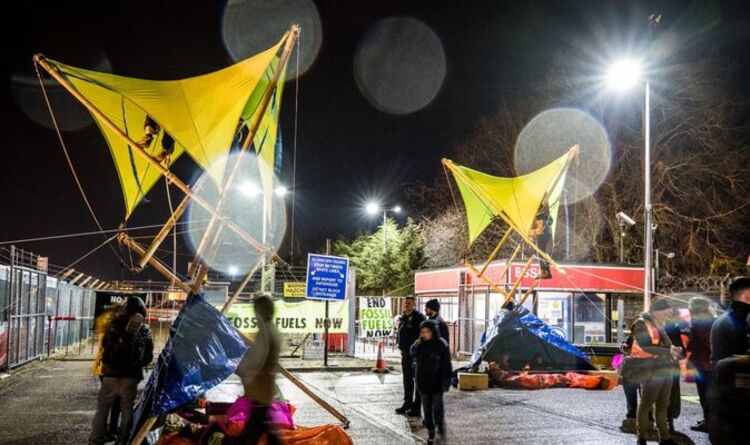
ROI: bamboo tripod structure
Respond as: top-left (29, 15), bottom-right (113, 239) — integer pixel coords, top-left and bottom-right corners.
top-left (445, 146), bottom-right (579, 308)
top-left (32, 24), bottom-right (300, 287)
top-left (34, 25), bottom-right (348, 444)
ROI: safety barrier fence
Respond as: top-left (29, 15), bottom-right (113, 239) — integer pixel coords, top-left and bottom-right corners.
top-left (1, 247), bottom-right (98, 370)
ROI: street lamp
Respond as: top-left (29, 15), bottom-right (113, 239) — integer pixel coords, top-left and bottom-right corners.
top-left (606, 58), bottom-right (653, 310)
top-left (365, 201), bottom-right (402, 251)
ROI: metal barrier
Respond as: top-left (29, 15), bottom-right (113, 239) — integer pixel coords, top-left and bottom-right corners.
top-left (1, 247), bottom-right (98, 370)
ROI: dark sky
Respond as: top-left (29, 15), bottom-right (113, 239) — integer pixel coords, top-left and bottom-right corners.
top-left (1, 0), bottom-right (748, 280)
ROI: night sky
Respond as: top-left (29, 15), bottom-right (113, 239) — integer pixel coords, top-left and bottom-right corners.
top-left (1, 0), bottom-right (748, 280)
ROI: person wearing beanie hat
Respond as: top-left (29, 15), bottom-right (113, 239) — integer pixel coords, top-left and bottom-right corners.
top-left (424, 299), bottom-right (450, 345)
top-left (628, 297), bottom-right (680, 445)
top-left (686, 296), bottom-right (715, 432)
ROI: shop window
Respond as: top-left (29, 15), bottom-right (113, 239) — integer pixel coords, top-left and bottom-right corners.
top-left (574, 293), bottom-right (606, 344)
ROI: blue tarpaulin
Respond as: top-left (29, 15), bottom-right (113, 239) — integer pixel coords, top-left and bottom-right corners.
top-left (130, 293), bottom-right (247, 439)
top-left (468, 306), bottom-right (594, 371)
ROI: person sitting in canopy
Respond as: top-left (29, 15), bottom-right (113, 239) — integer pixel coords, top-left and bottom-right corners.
top-left (530, 203), bottom-right (554, 279)
top-left (136, 116), bottom-right (175, 163)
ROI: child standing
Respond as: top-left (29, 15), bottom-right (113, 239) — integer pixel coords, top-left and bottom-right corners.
top-left (410, 320), bottom-right (453, 443)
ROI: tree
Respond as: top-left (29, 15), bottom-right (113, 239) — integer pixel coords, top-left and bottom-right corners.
top-left (333, 218), bottom-right (426, 295)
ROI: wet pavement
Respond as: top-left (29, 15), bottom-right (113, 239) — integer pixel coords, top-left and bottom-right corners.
top-left (0, 357), bottom-right (711, 444)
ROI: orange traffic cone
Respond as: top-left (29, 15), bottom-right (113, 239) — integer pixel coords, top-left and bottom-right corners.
top-left (371, 341), bottom-right (389, 373)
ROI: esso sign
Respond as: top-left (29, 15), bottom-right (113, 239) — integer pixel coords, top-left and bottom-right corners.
top-left (513, 265), bottom-right (540, 279)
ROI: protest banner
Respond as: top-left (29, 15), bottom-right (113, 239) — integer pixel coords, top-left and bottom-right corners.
top-left (223, 299), bottom-right (348, 334)
top-left (359, 297), bottom-right (393, 338)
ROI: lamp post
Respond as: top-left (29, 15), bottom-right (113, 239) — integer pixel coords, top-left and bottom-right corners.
top-left (607, 59), bottom-right (653, 310)
top-left (365, 202), bottom-right (402, 251)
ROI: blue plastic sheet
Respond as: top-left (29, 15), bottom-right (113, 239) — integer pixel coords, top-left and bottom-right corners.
top-left (131, 293), bottom-right (247, 439)
top-left (468, 307), bottom-right (594, 371)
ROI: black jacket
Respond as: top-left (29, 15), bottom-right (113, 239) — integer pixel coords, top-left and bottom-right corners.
top-left (101, 297), bottom-right (154, 380)
top-left (410, 321), bottom-right (452, 393)
top-left (687, 315), bottom-right (715, 371)
top-left (397, 310), bottom-right (426, 352)
top-left (429, 315), bottom-right (450, 345)
top-left (711, 301), bottom-right (750, 366)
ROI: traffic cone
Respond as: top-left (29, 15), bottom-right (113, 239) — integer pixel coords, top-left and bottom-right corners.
top-left (371, 341), bottom-right (389, 373)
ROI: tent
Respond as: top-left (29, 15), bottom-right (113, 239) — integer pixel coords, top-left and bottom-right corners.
top-left (468, 306), bottom-right (595, 372)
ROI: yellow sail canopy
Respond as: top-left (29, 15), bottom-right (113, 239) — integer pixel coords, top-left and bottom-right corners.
top-left (48, 37), bottom-right (285, 218)
top-left (239, 57), bottom-right (288, 228)
top-left (444, 147), bottom-right (576, 245)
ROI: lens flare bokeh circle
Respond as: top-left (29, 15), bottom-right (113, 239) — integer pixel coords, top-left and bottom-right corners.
top-left (514, 108), bottom-right (612, 203)
top-left (187, 153), bottom-right (287, 277)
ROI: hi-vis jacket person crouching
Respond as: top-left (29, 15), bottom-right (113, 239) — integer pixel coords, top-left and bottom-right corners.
top-left (620, 298), bottom-right (680, 445)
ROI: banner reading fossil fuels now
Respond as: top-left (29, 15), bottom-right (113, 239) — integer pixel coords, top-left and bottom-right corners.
top-left (223, 300), bottom-right (349, 334)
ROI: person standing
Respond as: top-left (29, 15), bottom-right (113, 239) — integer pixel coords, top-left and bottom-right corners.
top-left (630, 298), bottom-right (679, 445)
top-left (686, 296), bottom-right (715, 433)
top-left (89, 297), bottom-right (153, 445)
top-left (396, 297), bottom-right (426, 417)
top-left (663, 310), bottom-right (686, 434)
top-left (709, 276), bottom-right (750, 445)
top-left (711, 276), bottom-right (750, 364)
top-left (235, 295), bottom-right (282, 445)
top-left (424, 299), bottom-right (449, 345)
top-left (410, 320), bottom-right (452, 444)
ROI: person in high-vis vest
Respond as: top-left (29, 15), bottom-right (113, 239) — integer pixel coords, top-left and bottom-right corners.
top-left (631, 298), bottom-right (680, 445)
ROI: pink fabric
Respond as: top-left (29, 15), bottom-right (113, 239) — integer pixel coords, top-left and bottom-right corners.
top-left (219, 396), bottom-right (252, 435)
top-left (611, 353), bottom-right (624, 370)
top-left (268, 400), bottom-right (295, 430)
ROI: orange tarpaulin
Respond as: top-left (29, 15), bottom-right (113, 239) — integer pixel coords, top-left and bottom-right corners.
top-left (489, 366), bottom-right (618, 390)
top-left (263, 425), bottom-right (354, 445)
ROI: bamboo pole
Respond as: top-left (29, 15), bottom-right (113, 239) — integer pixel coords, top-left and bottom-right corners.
top-left (478, 227), bottom-right (512, 276)
top-left (464, 260), bottom-right (509, 297)
top-left (32, 56), bottom-right (275, 267)
top-left (220, 261), bottom-right (262, 313)
top-left (130, 416), bottom-right (158, 445)
top-left (515, 279), bottom-right (538, 309)
top-left (502, 256), bottom-right (534, 307)
top-left (136, 194), bottom-right (191, 270)
top-left (118, 233), bottom-right (192, 293)
top-left (188, 24), bottom-right (300, 278)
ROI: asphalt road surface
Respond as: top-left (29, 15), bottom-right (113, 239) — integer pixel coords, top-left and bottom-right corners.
top-left (0, 359), bottom-right (710, 444)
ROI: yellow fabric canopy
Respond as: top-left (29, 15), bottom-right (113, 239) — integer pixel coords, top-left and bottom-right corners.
top-left (49, 37), bottom-right (285, 218)
top-left (444, 148), bottom-right (575, 246)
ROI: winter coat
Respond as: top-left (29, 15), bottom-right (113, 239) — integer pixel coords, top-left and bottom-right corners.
top-left (397, 310), bottom-right (426, 353)
top-left (630, 312), bottom-right (676, 377)
top-left (687, 314), bottom-right (715, 371)
top-left (429, 315), bottom-right (450, 345)
top-left (711, 301), bottom-right (750, 366)
top-left (410, 320), bottom-right (453, 394)
top-left (101, 296), bottom-right (153, 381)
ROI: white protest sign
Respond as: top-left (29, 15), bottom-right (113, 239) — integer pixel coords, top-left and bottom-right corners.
top-left (359, 297), bottom-right (394, 338)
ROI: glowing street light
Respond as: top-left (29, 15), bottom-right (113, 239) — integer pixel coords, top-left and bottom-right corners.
top-left (364, 200), bottom-right (402, 251)
top-left (605, 57), bottom-right (653, 310)
top-left (606, 58), bottom-right (642, 91)
top-left (365, 201), bottom-right (380, 215)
